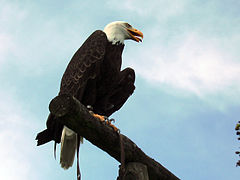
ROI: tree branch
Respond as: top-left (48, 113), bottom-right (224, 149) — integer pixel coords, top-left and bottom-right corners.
top-left (49, 94), bottom-right (180, 180)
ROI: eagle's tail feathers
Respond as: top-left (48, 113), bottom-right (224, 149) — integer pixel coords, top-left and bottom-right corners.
top-left (60, 126), bottom-right (77, 169)
top-left (35, 129), bottom-right (53, 146)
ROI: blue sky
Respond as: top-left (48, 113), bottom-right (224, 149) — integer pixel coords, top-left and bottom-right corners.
top-left (0, 0), bottom-right (240, 179)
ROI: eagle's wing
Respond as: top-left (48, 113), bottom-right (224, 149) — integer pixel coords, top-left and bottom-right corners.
top-left (36, 31), bottom-right (108, 146)
top-left (59, 30), bottom-right (108, 98)
top-left (104, 67), bottom-right (135, 117)
top-left (92, 67), bottom-right (135, 117)
top-left (53, 31), bottom-right (108, 170)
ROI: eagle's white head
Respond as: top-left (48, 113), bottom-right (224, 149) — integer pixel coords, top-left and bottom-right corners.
top-left (103, 21), bottom-right (143, 44)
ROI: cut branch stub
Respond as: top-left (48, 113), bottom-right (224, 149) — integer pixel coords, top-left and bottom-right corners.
top-left (49, 94), bottom-right (78, 117)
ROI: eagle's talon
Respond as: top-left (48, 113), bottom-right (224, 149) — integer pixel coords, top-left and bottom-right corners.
top-left (92, 114), bottom-right (119, 132)
top-left (109, 118), bottom-right (115, 123)
top-left (104, 116), bottom-right (109, 121)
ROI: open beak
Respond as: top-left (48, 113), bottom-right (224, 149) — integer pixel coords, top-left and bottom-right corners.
top-left (127, 27), bottom-right (144, 42)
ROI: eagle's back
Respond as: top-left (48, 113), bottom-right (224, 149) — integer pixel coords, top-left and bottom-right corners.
top-left (59, 30), bottom-right (108, 100)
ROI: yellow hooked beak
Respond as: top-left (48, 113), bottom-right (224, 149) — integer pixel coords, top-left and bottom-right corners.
top-left (127, 27), bottom-right (144, 42)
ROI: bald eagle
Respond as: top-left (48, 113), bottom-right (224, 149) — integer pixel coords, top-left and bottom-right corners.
top-left (36, 21), bottom-right (143, 170)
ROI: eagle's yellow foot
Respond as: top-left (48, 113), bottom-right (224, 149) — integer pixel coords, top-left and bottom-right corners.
top-left (87, 105), bottom-right (119, 132)
top-left (92, 113), bottom-right (119, 132)
top-left (92, 114), bottom-right (106, 122)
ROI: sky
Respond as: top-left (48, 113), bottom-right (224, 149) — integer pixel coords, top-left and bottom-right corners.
top-left (0, 0), bottom-right (240, 179)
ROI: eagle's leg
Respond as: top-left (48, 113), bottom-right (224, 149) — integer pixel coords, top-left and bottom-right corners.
top-left (87, 105), bottom-right (119, 132)
top-left (87, 105), bottom-right (105, 121)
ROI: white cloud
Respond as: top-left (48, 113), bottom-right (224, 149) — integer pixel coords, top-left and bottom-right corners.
top-left (131, 33), bottom-right (240, 104)
top-left (0, 0), bottom-right (94, 76)
top-left (108, 0), bottom-right (240, 108)
top-left (0, 0), bottom-right (26, 24)
top-left (107, 0), bottom-right (186, 20)
top-left (0, 33), bottom-right (14, 65)
top-left (0, 0), bottom-right (26, 68)
top-left (0, 91), bottom-right (40, 180)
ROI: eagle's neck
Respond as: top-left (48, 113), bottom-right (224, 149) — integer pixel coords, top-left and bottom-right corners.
top-left (103, 27), bottom-right (126, 45)
top-left (104, 42), bottom-right (124, 71)
top-left (106, 35), bottom-right (125, 45)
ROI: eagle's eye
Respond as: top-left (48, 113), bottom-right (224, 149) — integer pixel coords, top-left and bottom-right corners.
top-left (125, 23), bottom-right (132, 28)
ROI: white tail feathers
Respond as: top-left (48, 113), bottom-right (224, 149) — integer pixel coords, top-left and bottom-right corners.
top-left (60, 126), bottom-right (77, 169)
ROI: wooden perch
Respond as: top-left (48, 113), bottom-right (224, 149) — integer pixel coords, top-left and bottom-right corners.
top-left (49, 94), bottom-right (180, 180)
